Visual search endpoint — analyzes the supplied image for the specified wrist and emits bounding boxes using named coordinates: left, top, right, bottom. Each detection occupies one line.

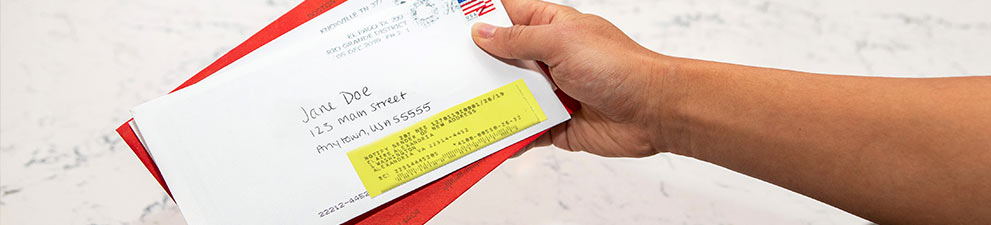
left=638, top=54, right=695, bottom=157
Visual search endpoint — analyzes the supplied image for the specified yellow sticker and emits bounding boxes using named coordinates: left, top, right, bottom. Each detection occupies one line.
left=347, top=79, right=547, bottom=197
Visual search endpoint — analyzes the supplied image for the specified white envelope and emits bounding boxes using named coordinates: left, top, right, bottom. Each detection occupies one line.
left=129, top=0, right=404, bottom=149
left=130, top=0, right=571, bottom=224
left=175, top=0, right=402, bottom=88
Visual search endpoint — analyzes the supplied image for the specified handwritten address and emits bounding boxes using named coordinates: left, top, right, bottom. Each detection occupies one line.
left=298, top=86, right=430, bottom=154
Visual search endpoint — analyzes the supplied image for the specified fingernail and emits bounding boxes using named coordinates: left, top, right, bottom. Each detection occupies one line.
left=473, top=23, right=496, bottom=39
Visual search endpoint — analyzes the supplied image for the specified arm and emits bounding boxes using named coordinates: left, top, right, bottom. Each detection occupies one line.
left=657, top=57, right=991, bottom=224
left=472, top=0, right=991, bottom=223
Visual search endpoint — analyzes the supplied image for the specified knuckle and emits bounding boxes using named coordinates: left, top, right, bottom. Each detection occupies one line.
left=506, top=25, right=529, bottom=41
left=502, top=25, right=531, bottom=58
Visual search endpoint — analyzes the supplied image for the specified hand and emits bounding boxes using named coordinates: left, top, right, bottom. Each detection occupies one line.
left=476, top=1, right=991, bottom=224
left=472, top=0, right=671, bottom=157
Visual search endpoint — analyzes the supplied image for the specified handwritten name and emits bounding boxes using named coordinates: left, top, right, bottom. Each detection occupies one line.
left=300, top=86, right=372, bottom=124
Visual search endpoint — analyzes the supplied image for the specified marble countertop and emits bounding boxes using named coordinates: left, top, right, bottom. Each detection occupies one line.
left=1, top=0, right=987, bottom=224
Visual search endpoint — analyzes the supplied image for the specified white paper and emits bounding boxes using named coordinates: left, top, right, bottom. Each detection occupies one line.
left=130, top=0, right=570, bottom=224
left=179, top=0, right=403, bottom=90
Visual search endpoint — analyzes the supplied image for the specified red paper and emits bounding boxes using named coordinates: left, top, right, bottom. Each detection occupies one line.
left=115, top=0, right=578, bottom=224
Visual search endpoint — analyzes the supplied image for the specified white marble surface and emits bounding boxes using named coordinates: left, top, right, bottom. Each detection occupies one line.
left=1, top=0, right=988, bottom=224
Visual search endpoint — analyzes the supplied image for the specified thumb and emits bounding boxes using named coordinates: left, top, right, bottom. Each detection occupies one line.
left=471, top=23, right=560, bottom=61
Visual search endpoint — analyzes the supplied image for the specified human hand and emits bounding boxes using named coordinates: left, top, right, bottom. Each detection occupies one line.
left=478, top=2, right=991, bottom=224
left=472, top=0, right=672, bottom=157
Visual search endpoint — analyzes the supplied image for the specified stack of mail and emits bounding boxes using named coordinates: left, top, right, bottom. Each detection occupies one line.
left=116, top=0, right=574, bottom=224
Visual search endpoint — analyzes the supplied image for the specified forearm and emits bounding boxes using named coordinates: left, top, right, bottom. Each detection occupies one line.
left=650, top=56, right=991, bottom=224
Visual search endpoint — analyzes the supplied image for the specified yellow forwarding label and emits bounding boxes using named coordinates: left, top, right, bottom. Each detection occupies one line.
left=348, top=79, right=547, bottom=197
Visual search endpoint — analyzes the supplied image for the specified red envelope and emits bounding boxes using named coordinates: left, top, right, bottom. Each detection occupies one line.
left=115, top=0, right=579, bottom=224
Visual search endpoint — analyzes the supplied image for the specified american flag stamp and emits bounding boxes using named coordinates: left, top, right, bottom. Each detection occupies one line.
left=457, top=0, right=495, bottom=18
